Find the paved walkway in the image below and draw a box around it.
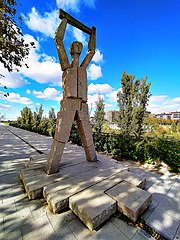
[0,124,179,240]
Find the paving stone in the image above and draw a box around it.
[95,221,129,240]
[132,229,154,240]
[174,225,180,240]
[0,217,4,239]
[156,196,180,220]
[146,207,180,240]
[106,181,152,222]
[3,208,34,233]
[110,217,138,239]
[21,214,54,240]
[68,218,96,240]
[0,201,16,218]
[53,225,77,240]
[4,228,23,240]
[30,200,48,220]
[69,189,116,231]
[47,210,77,230]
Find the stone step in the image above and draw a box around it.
[69,190,117,231]
[20,161,99,199]
[68,172,149,230]
[43,163,128,213]
[106,181,152,222]
[44,167,146,214]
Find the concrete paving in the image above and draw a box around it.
[0,123,179,239]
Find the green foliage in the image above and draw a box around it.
[48,107,56,137]
[71,130,180,172]
[93,94,105,135]
[18,106,33,130]
[10,105,57,136]
[117,71,151,138]
[171,121,177,133]
[156,126,167,136]
[32,104,43,132]
[177,122,180,133]
[69,122,82,146]
[0,0,35,72]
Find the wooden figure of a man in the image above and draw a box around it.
[46,15,97,174]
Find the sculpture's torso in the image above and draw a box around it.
[62,66,87,102]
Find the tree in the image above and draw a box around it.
[93,94,105,135]
[19,106,33,130]
[48,107,56,137]
[171,121,177,133]
[0,114,4,121]
[32,104,43,132]
[117,71,151,138]
[0,0,35,72]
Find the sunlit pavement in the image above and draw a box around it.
[0,124,179,240]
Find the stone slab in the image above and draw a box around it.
[43,166,146,214]
[43,163,128,213]
[106,181,152,222]
[69,190,116,231]
[20,161,99,199]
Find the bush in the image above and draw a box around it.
[70,129,180,173]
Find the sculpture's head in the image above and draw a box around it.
[70,41,83,56]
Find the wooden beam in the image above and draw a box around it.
[59,9,93,35]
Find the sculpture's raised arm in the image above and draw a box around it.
[81,26,96,68]
[54,18,69,71]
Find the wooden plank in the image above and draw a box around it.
[59,8,93,35]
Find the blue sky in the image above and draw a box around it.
[0,0,180,120]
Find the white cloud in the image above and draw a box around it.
[20,34,62,86]
[32,87,62,101]
[24,7,59,38]
[105,103,113,108]
[26,89,31,94]
[56,0,96,12]
[0,103,13,110]
[87,63,102,80]
[88,93,104,108]
[106,88,121,103]
[147,95,180,114]
[36,103,41,106]
[0,64,28,88]
[92,49,103,63]
[73,28,87,46]
[0,92,33,105]
[88,83,113,94]
[149,95,167,103]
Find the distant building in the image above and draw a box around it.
[171,111,180,120]
[105,110,119,123]
[156,113,172,120]
[154,111,180,120]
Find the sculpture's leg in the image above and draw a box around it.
[46,102,76,174]
[76,102,97,162]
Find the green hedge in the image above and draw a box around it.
[70,130,180,173]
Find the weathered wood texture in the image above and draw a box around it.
[59,8,93,35]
